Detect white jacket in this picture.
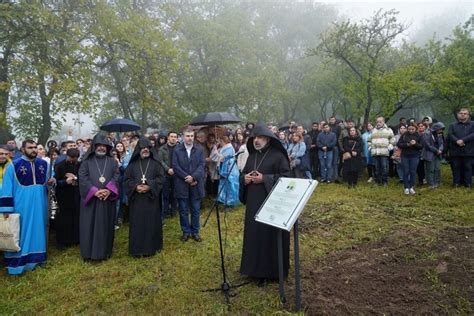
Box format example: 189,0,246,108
368,124,395,156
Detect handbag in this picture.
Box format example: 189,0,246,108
343,141,357,161
391,148,402,164
0,213,21,252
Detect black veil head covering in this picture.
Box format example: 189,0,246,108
82,133,113,160
130,136,158,163
246,123,289,159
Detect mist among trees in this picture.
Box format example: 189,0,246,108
0,0,472,143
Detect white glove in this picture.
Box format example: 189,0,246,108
388,144,394,151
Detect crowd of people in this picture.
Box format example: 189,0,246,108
0,108,472,281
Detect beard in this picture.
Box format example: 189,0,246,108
140,151,150,159
95,150,106,157
25,151,37,159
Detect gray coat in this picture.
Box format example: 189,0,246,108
422,123,445,162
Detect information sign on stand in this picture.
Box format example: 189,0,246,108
255,177,317,231
255,177,318,311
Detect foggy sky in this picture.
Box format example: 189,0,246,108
62,0,473,139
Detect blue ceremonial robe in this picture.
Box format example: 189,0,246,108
0,156,49,275
217,144,240,207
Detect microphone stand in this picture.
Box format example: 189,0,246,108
202,151,249,309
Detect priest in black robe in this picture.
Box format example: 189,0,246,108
54,148,81,248
239,124,291,285
79,134,119,261
124,137,164,257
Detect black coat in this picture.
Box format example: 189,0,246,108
397,132,423,157
448,120,474,157
239,124,291,279
54,159,81,246
342,136,363,173
172,143,206,199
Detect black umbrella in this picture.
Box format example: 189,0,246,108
99,118,141,132
189,112,241,126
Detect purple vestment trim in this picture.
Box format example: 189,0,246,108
84,186,98,206
105,181,119,201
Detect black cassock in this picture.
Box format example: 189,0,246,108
79,155,119,260
239,146,291,279
54,160,81,246
124,157,164,256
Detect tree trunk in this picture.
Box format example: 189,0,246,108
363,78,373,128
0,42,13,142
140,105,147,133
110,58,132,120
37,72,53,145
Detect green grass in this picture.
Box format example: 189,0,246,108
1,166,473,314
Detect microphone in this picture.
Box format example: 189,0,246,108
234,151,244,158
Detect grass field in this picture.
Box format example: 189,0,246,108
1,167,473,314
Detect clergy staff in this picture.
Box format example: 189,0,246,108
78,134,119,261
54,148,81,249
239,124,291,286
124,137,164,257
0,140,53,275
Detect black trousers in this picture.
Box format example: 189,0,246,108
347,171,359,186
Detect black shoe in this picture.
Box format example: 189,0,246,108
56,244,67,251
180,233,190,242
257,278,268,287
191,234,202,242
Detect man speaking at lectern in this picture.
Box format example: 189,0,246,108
239,124,291,286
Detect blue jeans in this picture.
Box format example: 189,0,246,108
425,157,441,186
396,163,404,182
178,198,201,235
374,156,389,184
318,150,333,182
451,156,473,186
402,156,419,189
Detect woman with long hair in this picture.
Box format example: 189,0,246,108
342,127,363,188
113,142,126,229
287,133,306,179
393,124,407,183
216,136,240,209
232,132,246,153
398,124,423,195
361,122,375,182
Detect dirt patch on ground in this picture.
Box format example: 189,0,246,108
291,227,474,315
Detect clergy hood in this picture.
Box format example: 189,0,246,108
82,133,113,160
246,123,289,160
129,136,160,163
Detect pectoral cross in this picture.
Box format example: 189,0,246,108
20,166,28,175
141,174,147,184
